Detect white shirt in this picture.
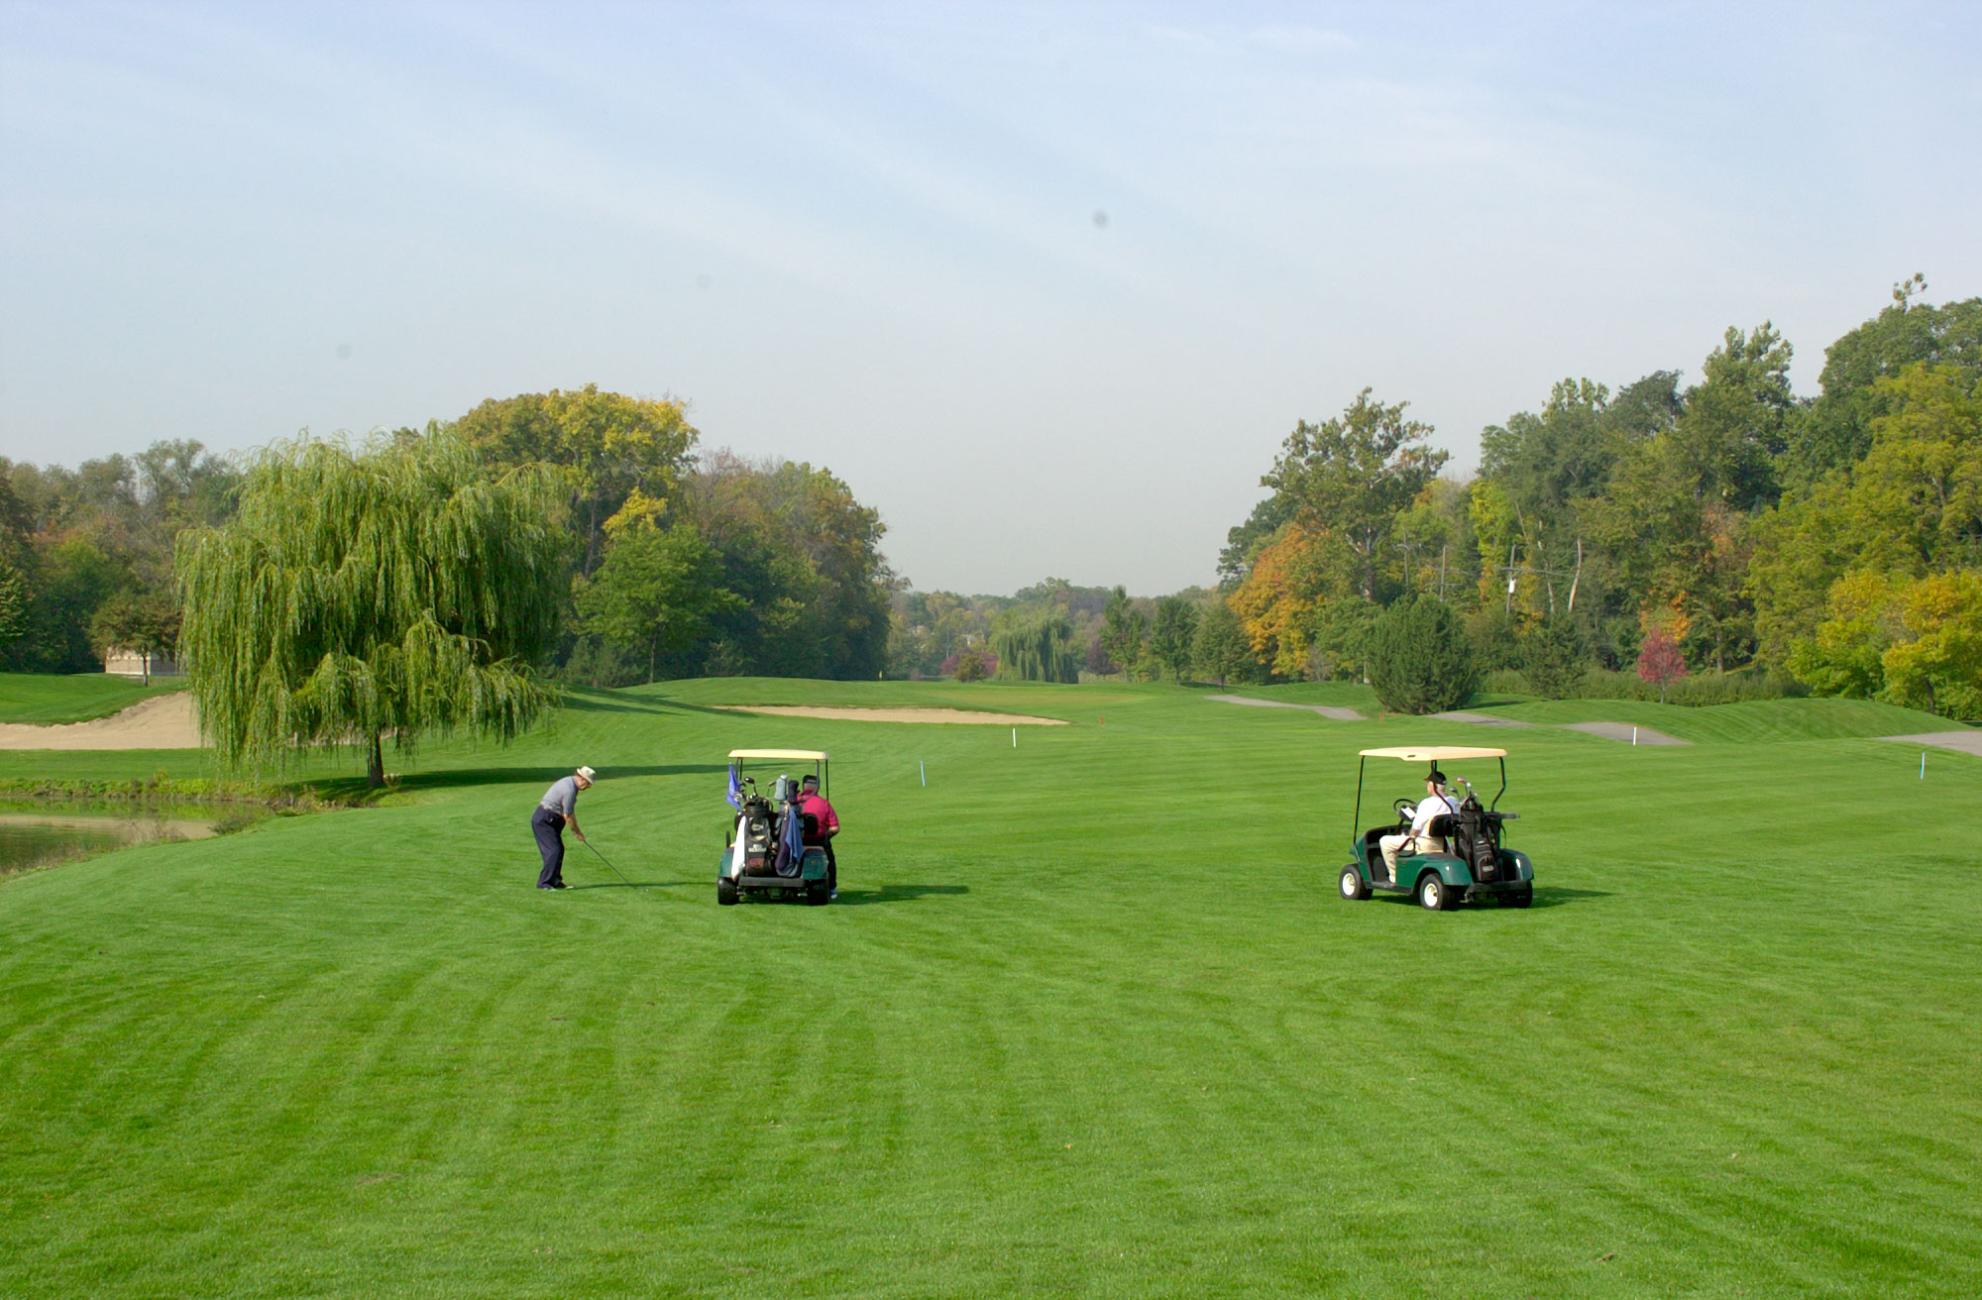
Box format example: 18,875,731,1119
1411,792,1459,836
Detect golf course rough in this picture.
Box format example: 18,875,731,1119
2,676,1979,1297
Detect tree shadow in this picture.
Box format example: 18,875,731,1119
828,883,970,906
310,763,725,804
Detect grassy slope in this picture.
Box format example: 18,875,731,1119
0,672,182,724
2,680,1979,1297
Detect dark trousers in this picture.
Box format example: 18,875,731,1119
815,838,837,891
532,807,565,887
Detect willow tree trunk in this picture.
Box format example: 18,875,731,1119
368,732,385,788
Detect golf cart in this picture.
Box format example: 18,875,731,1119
1339,745,1534,910
718,748,832,906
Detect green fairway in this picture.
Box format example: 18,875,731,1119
3,679,1979,1296
0,672,183,724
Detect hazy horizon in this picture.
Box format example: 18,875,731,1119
4,1,1978,594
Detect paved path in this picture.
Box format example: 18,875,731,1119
1883,730,1982,757
1563,720,1689,745
1207,694,1364,722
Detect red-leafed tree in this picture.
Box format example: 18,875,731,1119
1636,627,1688,704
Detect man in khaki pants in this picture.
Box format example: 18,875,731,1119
1381,769,1459,883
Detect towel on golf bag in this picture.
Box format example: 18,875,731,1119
772,803,806,877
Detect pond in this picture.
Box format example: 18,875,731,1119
0,800,256,879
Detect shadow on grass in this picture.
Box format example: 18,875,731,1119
1527,885,1611,909
829,883,970,906
565,879,695,891
312,763,725,804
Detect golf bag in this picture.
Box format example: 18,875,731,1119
1454,795,1502,882
740,795,777,873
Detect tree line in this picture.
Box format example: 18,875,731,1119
0,385,895,694
1205,279,1979,719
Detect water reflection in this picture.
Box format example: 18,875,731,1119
0,800,244,878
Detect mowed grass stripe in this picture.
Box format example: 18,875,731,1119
2,680,1979,1295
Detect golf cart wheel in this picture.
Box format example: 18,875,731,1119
1416,873,1454,911
805,880,831,906
1504,885,1533,909
1339,865,1370,901
717,878,739,907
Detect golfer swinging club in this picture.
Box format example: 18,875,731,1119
532,765,596,890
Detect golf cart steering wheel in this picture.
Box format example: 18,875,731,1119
1393,797,1414,826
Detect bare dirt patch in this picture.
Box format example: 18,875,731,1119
1563,720,1688,746
0,695,203,750
710,705,1067,726
1883,731,1982,757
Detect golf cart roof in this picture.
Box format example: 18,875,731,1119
728,748,829,762
1358,746,1507,761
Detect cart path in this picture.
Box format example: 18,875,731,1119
1562,721,1689,745
0,694,203,750
1883,730,1982,757
709,705,1067,726
1207,694,1364,721
1431,711,1536,728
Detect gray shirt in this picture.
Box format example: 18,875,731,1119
540,775,580,816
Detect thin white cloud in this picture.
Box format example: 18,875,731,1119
1245,24,1358,55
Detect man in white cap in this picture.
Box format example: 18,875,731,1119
532,765,596,890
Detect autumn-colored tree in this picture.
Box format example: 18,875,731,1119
455,385,698,575
1635,627,1688,704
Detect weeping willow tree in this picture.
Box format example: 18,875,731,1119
992,611,1081,683
176,430,569,786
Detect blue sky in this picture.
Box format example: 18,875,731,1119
3,1,1978,593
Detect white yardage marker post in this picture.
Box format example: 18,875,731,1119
1012,727,1017,749
919,759,926,787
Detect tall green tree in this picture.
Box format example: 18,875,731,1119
88,590,179,685
1100,586,1148,680
1148,595,1200,681
1260,389,1447,602
1190,600,1259,686
1787,278,1982,488
575,524,735,683
177,432,568,786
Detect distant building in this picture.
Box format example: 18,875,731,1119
103,648,182,679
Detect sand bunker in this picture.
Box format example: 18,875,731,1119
710,705,1066,726
1884,730,1982,757
1563,720,1688,746
0,694,204,750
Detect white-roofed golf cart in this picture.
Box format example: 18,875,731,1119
1340,745,1534,910
718,748,832,906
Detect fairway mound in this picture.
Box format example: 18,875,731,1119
0,694,201,750
709,705,1067,726
1883,730,1982,757
1432,710,1535,728
1564,720,1688,746
1209,694,1363,721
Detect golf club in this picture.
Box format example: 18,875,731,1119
580,837,651,894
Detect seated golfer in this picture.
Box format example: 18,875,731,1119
531,765,595,891
1380,769,1459,883
792,773,839,898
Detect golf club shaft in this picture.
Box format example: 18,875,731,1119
583,839,636,888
